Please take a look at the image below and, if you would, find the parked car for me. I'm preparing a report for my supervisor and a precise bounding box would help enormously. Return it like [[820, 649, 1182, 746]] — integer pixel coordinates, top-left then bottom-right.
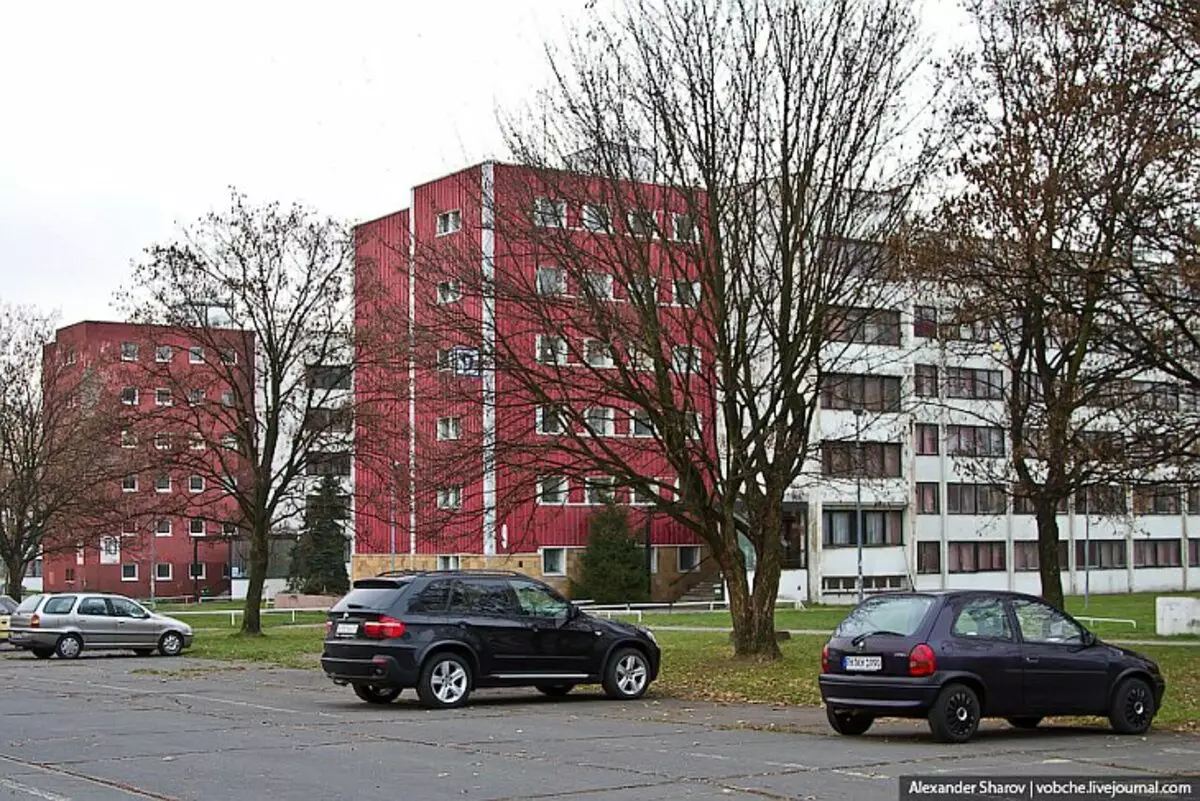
[[321, 570, 661, 709], [818, 590, 1166, 743], [0, 595, 17, 644], [7, 592, 194, 659]]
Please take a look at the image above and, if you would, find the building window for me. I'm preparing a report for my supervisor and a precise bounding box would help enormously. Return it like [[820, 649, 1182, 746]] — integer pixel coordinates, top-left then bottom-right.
[[584, 339, 615, 368], [535, 266, 567, 296], [306, 365, 351, 390], [436, 486, 462, 510], [1133, 486, 1180, 515], [542, 548, 566, 576], [626, 209, 657, 237], [122, 564, 138, 581], [121, 387, 138, 406], [189, 432, 205, 451], [945, 368, 1004, 400], [1131, 380, 1180, 411], [305, 452, 351, 476], [1079, 485, 1126, 515], [818, 373, 902, 411], [1076, 540, 1128, 569], [583, 406, 616, 437], [536, 335, 568, 365], [585, 476, 615, 505], [120, 429, 135, 448], [948, 541, 1006, 573], [780, 515, 807, 569], [534, 197, 567, 228], [913, 306, 938, 338], [155, 474, 171, 493], [1133, 539, 1182, 568], [916, 483, 939, 514], [536, 405, 567, 436], [221, 389, 236, 407], [946, 425, 1006, 457], [189, 562, 206, 580], [537, 476, 568, 505], [914, 423, 939, 455], [156, 563, 173, 581], [219, 347, 237, 365], [827, 307, 901, 345], [1012, 490, 1069, 515], [678, 546, 701, 572], [673, 279, 701, 307], [436, 416, 461, 441], [631, 409, 655, 438], [436, 210, 461, 236], [190, 518, 205, 537], [820, 441, 902, 477], [120, 342, 138, 361], [223, 522, 238, 538], [436, 280, 462, 304], [917, 542, 940, 573], [946, 483, 1007, 515], [155, 345, 173, 362], [436, 555, 461, 571], [822, 509, 903, 547], [189, 475, 205, 493], [583, 272, 614, 300], [914, 364, 938, 397], [189, 346, 204, 364], [155, 433, 170, 450], [627, 275, 658, 306], [155, 519, 172, 537], [188, 389, 205, 406], [1014, 541, 1070, 571], [122, 475, 138, 493], [1189, 540, 1199, 567], [672, 345, 701, 375], [65, 567, 76, 583], [122, 520, 138, 537], [672, 213, 698, 243], [582, 204, 611, 233]]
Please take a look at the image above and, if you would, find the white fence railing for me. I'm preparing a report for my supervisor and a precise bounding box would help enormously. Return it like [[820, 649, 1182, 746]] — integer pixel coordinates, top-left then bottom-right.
[[573, 597, 807, 623], [1075, 615, 1137, 630], [165, 607, 330, 626]]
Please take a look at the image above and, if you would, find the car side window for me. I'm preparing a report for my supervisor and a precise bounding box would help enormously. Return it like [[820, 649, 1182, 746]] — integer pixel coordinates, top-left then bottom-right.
[[78, 597, 109, 616], [109, 598, 143, 618], [1013, 598, 1084, 645], [951, 598, 1012, 640], [449, 580, 519, 616], [43, 596, 77, 615], [408, 580, 453, 614], [509, 580, 571, 617]]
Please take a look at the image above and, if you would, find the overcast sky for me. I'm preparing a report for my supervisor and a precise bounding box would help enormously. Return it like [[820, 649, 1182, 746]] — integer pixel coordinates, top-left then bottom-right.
[[0, 0, 968, 329]]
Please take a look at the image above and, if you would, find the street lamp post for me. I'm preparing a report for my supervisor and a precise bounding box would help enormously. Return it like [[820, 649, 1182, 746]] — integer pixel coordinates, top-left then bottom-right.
[[854, 408, 865, 604]]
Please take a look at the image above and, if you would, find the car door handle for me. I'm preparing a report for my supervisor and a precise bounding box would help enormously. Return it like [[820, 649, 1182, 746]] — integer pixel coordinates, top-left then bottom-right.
[[1025, 656, 1039, 664]]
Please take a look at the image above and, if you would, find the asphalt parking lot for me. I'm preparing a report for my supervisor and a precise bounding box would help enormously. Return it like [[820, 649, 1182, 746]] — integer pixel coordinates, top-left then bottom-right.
[[1, 648, 1198, 801]]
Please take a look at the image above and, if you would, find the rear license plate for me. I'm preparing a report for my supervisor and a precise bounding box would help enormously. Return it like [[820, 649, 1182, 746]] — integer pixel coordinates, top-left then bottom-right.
[[843, 655, 882, 671], [335, 623, 358, 637]]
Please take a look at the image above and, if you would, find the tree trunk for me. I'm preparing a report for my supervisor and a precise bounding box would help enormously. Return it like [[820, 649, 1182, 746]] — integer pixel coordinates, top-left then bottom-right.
[[3, 555, 26, 601], [1035, 504, 1065, 611], [719, 517, 783, 660], [240, 518, 270, 635]]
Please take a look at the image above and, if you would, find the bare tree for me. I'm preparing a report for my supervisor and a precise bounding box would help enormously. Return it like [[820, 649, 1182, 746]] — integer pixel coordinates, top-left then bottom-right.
[[116, 190, 373, 634], [907, 0, 1197, 609], [378, 0, 941, 657], [0, 303, 138, 599]]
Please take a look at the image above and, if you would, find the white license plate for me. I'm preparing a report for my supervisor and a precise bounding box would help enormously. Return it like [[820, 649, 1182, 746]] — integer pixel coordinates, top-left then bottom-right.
[[843, 655, 882, 672], [336, 623, 358, 636]]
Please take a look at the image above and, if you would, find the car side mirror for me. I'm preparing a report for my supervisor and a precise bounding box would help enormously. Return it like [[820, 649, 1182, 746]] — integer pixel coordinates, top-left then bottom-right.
[[1082, 630, 1095, 647]]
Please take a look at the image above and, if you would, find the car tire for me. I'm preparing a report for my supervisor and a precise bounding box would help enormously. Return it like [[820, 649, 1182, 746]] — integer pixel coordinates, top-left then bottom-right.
[[353, 684, 402, 705], [602, 647, 651, 700], [55, 634, 83, 660], [416, 652, 472, 709], [158, 631, 185, 657], [31, 647, 54, 660], [1109, 676, 1156, 735], [928, 683, 981, 744], [1006, 716, 1042, 729], [536, 684, 575, 697], [826, 705, 874, 736]]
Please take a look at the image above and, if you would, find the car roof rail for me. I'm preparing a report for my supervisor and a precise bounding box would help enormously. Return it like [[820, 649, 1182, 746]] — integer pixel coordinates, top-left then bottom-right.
[[373, 568, 530, 579]]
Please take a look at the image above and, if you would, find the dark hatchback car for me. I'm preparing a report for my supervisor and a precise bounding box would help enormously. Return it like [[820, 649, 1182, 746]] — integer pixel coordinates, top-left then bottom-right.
[[819, 590, 1166, 743], [320, 570, 661, 709]]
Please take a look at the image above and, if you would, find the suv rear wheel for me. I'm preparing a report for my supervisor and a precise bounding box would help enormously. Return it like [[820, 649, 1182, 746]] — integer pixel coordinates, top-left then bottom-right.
[[417, 652, 472, 709], [353, 684, 402, 705], [602, 647, 650, 700]]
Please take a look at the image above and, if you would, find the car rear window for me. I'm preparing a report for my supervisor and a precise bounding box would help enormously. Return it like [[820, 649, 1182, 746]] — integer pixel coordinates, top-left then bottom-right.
[[16, 596, 42, 613], [834, 594, 936, 638], [330, 581, 410, 613], [42, 596, 77, 615]]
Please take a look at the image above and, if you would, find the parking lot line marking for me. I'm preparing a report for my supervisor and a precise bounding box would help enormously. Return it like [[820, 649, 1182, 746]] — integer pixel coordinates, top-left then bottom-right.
[[0, 778, 72, 801], [0, 756, 176, 801]]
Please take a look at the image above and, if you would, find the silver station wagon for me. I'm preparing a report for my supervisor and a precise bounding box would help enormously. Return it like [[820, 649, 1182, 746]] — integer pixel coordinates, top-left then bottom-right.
[[8, 592, 194, 659]]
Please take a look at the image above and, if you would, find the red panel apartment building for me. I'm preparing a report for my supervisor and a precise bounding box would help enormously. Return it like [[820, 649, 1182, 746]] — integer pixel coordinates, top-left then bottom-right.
[[353, 162, 718, 599], [41, 321, 253, 599]]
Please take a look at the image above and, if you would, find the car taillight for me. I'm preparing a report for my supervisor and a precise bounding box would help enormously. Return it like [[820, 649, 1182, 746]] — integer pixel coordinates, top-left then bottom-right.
[[821, 644, 830, 673], [29, 614, 40, 628], [908, 643, 936, 676], [362, 616, 406, 639]]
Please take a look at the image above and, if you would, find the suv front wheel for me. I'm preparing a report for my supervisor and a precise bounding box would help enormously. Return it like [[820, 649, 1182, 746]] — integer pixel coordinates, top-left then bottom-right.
[[417, 652, 473, 709], [602, 647, 650, 700]]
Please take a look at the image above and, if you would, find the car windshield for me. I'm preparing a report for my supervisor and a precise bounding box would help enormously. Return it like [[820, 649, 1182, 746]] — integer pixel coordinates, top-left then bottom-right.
[[330, 581, 410, 612], [834, 594, 936, 638]]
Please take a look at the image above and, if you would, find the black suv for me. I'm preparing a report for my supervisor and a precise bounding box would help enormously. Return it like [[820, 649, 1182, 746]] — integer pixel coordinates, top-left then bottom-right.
[[818, 590, 1166, 743], [320, 570, 662, 709]]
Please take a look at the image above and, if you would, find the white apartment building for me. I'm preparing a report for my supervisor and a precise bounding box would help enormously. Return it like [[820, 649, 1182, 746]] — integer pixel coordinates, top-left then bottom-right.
[[745, 298, 1200, 604]]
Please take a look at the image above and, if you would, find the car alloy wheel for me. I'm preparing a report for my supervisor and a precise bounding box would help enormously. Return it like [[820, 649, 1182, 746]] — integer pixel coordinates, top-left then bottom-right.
[[1110, 677, 1155, 734], [417, 653, 472, 709], [55, 634, 83, 659], [928, 683, 980, 744], [603, 648, 650, 700], [159, 632, 184, 657]]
